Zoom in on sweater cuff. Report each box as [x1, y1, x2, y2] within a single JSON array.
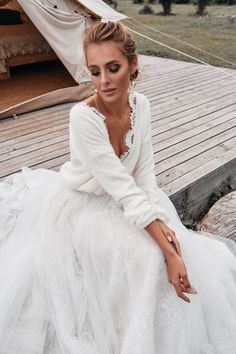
[[124, 203, 169, 229], [142, 204, 169, 228]]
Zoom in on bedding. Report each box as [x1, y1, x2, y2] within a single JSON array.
[[0, 21, 56, 76]]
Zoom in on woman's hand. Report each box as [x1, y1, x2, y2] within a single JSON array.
[[145, 220, 197, 303], [165, 252, 197, 303], [156, 219, 182, 257]]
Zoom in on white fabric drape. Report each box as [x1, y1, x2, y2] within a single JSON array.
[[17, 0, 127, 83], [77, 0, 127, 22], [17, 0, 89, 82]]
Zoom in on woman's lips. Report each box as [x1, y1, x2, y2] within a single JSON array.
[[101, 88, 116, 95]]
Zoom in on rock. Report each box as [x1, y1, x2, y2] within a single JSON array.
[[196, 191, 236, 242], [230, 15, 236, 22]]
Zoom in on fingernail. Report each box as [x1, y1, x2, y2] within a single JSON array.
[[167, 236, 172, 242], [189, 288, 198, 294]]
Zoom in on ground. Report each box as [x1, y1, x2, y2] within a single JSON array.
[[120, 1, 236, 68], [0, 60, 77, 111], [0, 2, 235, 111]]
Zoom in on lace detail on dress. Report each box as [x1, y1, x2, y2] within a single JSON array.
[[0, 204, 18, 243], [119, 90, 136, 163], [78, 90, 136, 163]]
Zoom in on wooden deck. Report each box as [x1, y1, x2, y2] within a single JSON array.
[[1, 55, 236, 224]]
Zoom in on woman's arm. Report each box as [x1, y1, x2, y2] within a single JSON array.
[[132, 96, 163, 205], [145, 220, 197, 303], [69, 104, 168, 229], [133, 96, 181, 256], [132, 97, 197, 301]]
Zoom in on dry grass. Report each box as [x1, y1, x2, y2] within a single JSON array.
[[117, 1, 236, 68]]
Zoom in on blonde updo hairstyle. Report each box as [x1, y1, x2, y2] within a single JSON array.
[[83, 21, 139, 82]]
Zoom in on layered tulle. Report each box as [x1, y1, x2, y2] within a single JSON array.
[[0, 167, 236, 354]]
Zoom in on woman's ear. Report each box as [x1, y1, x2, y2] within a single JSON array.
[[130, 56, 138, 76]]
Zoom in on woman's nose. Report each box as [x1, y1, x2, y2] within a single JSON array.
[[100, 70, 110, 85]]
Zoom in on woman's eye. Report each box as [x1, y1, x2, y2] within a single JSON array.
[[90, 71, 100, 76], [89, 65, 120, 76], [109, 65, 120, 73]]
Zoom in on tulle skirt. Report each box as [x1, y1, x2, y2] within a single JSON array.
[[0, 167, 236, 354]]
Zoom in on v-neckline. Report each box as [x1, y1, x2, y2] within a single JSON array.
[[79, 91, 136, 162]]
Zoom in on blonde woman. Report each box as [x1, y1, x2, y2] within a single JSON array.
[[0, 21, 236, 354]]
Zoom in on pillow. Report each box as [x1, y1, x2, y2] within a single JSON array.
[[0, 8, 22, 25]]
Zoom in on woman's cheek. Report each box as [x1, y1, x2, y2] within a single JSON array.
[[91, 77, 99, 89], [116, 70, 130, 86]]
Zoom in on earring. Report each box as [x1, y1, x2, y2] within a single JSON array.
[[128, 79, 136, 94]]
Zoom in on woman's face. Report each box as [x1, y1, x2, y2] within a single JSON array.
[[86, 40, 137, 103]]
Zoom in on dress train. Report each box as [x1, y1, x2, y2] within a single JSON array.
[[0, 167, 236, 354]]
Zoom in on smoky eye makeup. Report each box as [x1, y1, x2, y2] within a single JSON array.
[[90, 69, 100, 76], [89, 63, 121, 76], [108, 64, 120, 73]]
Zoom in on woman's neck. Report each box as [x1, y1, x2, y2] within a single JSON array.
[[94, 91, 130, 120]]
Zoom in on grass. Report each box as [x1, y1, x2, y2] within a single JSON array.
[[116, 1, 236, 69]]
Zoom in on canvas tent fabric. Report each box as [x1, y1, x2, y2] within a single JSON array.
[[17, 0, 127, 83]]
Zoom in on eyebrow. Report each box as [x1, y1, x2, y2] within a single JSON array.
[[88, 60, 120, 69]]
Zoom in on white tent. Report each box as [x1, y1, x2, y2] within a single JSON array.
[[16, 0, 127, 83], [0, 0, 127, 118]]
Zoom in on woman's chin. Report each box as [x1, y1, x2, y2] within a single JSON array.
[[100, 89, 128, 104]]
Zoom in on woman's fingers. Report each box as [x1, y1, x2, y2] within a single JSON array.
[[164, 228, 182, 258], [180, 273, 190, 288], [173, 281, 190, 303], [172, 238, 182, 257], [166, 252, 198, 303], [180, 274, 198, 294]]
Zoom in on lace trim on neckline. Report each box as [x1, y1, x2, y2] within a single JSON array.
[[79, 90, 136, 163]]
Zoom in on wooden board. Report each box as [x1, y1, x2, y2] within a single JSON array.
[[1, 55, 235, 224]]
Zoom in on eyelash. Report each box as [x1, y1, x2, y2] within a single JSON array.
[[90, 65, 120, 76]]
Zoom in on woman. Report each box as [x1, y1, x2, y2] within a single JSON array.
[[0, 21, 236, 354]]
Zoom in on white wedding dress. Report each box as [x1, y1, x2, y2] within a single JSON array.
[[0, 91, 236, 354]]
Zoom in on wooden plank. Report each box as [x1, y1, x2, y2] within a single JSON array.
[[0, 127, 69, 156], [143, 76, 236, 106], [0, 102, 72, 123], [156, 136, 236, 187], [0, 122, 68, 149], [137, 66, 212, 86], [154, 119, 236, 163], [30, 155, 69, 171], [138, 69, 225, 93], [165, 148, 236, 222], [0, 155, 69, 182], [152, 109, 236, 148], [0, 116, 68, 142], [150, 86, 236, 117], [0, 106, 70, 130], [165, 146, 236, 195], [155, 129, 236, 173], [0, 144, 69, 178], [152, 105, 235, 138], [151, 94, 236, 126], [0, 134, 68, 163]]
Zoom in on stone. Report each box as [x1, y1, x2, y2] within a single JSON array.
[[196, 191, 236, 242], [230, 15, 236, 22]]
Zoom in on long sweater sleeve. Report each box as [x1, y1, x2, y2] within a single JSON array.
[[132, 96, 169, 223], [68, 104, 167, 229]]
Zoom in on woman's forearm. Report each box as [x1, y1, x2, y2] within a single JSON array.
[[145, 220, 176, 258]]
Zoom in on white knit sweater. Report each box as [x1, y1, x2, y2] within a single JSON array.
[[60, 91, 169, 229]]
